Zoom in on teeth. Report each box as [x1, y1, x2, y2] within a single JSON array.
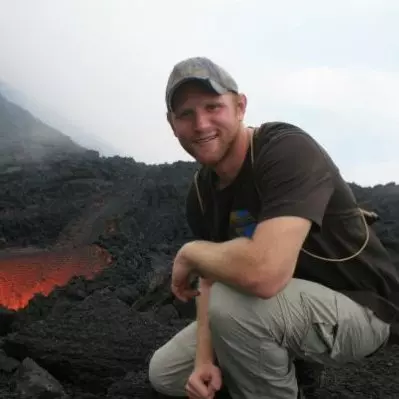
[[197, 135, 216, 142]]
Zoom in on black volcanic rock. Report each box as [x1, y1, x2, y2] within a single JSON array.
[[12, 357, 69, 399], [4, 289, 181, 395], [0, 349, 20, 373], [0, 153, 398, 398]]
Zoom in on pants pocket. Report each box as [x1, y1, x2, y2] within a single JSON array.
[[298, 291, 388, 366], [300, 321, 339, 363], [298, 292, 343, 366]]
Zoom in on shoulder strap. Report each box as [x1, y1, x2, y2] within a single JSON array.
[[250, 127, 374, 262], [193, 129, 258, 215], [193, 169, 204, 214], [193, 128, 378, 263]]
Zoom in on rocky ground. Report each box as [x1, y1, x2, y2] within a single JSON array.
[[0, 153, 399, 398]]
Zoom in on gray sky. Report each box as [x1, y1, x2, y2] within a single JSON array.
[[0, 0, 398, 186]]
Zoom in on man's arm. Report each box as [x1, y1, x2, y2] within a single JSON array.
[[184, 182, 215, 364], [181, 216, 311, 298], [180, 131, 334, 298], [195, 278, 214, 366]]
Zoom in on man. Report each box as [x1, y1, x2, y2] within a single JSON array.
[[148, 56, 399, 399]]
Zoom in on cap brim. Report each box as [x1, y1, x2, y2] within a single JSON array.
[[167, 77, 228, 112]]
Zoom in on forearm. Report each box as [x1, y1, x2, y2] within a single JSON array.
[[195, 278, 214, 366], [183, 238, 260, 291]]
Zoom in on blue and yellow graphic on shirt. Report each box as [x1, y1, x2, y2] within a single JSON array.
[[229, 209, 257, 238]]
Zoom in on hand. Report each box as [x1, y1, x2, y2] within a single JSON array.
[[171, 244, 199, 302], [185, 363, 222, 399]]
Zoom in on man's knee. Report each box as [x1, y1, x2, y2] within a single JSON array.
[[148, 346, 194, 397], [148, 322, 197, 396], [148, 348, 168, 394], [207, 282, 281, 341], [207, 280, 299, 330]]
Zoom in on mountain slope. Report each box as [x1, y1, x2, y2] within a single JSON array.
[[0, 81, 120, 157], [0, 90, 86, 166]]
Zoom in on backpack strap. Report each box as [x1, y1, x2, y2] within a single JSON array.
[[193, 169, 204, 214], [250, 127, 375, 262], [193, 129, 258, 216], [193, 127, 378, 263]]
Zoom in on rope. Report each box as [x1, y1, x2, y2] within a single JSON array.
[[193, 129, 370, 263]]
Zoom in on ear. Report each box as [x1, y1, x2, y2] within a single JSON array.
[[235, 93, 247, 121], [166, 111, 178, 137], [166, 111, 172, 125]]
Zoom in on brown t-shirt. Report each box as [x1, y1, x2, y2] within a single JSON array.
[[186, 122, 399, 325]]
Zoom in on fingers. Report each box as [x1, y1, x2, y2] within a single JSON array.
[[171, 284, 200, 302], [209, 373, 222, 392], [185, 369, 222, 399], [185, 379, 215, 399], [185, 379, 206, 398], [208, 369, 222, 398]]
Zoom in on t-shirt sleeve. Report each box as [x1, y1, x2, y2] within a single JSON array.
[[253, 131, 335, 227], [185, 181, 210, 240]]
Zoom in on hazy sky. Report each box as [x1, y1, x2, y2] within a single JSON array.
[[0, 0, 398, 186]]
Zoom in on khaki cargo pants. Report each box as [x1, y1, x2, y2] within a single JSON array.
[[148, 278, 390, 398]]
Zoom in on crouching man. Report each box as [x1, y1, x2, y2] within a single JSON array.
[[148, 56, 399, 399]]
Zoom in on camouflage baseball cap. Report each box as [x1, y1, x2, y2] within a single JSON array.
[[165, 56, 239, 112]]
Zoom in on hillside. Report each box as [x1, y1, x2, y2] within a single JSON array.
[[0, 81, 121, 157], [0, 90, 87, 167]]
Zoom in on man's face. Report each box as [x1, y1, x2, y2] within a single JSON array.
[[167, 81, 247, 166]]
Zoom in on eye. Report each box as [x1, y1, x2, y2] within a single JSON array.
[[206, 103, 221, 111], [176, 109, 192, 119]]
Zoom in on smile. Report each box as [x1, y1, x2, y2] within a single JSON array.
[[195, 135, 217, 143]]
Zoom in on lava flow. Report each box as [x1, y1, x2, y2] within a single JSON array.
[[0, 244, 112, 310]]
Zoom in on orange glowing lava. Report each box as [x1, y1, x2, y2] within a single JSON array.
[[0, 245, 112, 310]]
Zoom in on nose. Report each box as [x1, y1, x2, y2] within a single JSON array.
[[193, 111, 212, 132]]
